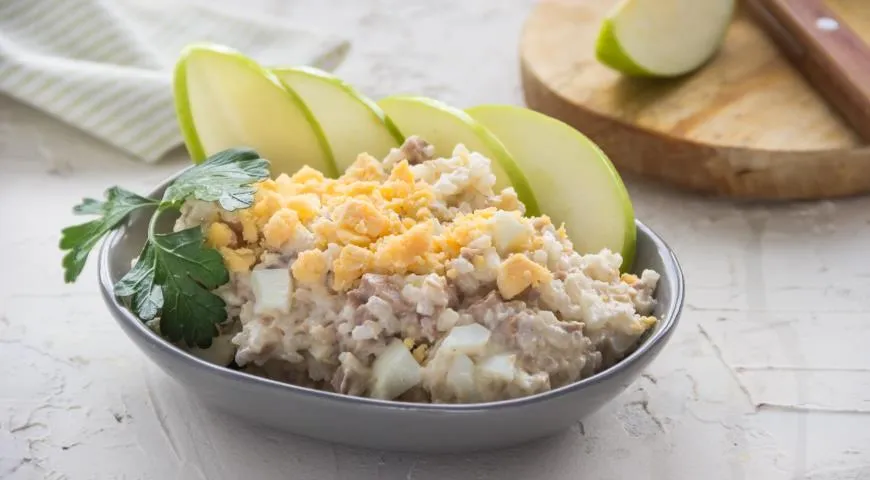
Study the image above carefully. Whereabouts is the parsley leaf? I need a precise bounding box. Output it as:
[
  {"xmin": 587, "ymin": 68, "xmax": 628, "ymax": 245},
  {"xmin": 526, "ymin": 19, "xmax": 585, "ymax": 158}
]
[
  {"xmin": 113, "ymin": 243, "xmax": 163, "ymax": 320},
  {"xmin": 60, "ymin": 187, "xmax": 158, "ymax": 283},
  {"xmin": 61, "ymin": 147, "xmax": 271, "ymax": 348},
  {"xmin": 162, "ymin": 147, "xmax": 269, "ymax": 211},
  {"xmin": 116, "ymin": 226, "xmax": 228, "ymax": 348},
  {"xmin": 72, "ymin": 197, "xmax": 106, "ymax": 215}
]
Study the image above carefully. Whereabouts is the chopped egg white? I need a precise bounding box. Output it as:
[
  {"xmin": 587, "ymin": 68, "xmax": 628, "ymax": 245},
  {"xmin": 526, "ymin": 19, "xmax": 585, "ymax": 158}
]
[
  {"xmin": 477, "ymin": 353, "xmax": 516, "ymax": 383},
  {"xmin": 445, "ymin": 353, "xmax": 477, "ymax": 401},
  {"xmin": 439, "ymin": 323, "xmax": 491, "ymax": 356},
  {"xmin": 491, "ymin": 210, "xmax": 531, "ymax": 255},
  {"xmin": 251, "ymin": 268, "xmax": 293, "ymax": 315},
  {"xmin": 369, "ymin": 339, "xmax": 422, "ymax": 400}
]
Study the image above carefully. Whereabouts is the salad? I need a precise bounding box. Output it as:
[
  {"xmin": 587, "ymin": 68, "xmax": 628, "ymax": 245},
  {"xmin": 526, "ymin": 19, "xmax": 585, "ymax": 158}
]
[{"xmin": 60, "ymin": 43, "xmax": 660, "ymax": 404}]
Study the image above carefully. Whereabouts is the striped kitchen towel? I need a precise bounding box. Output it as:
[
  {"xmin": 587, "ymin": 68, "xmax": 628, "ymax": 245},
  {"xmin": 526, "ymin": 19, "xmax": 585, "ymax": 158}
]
[{"xmin": 0, "ymin": 0, "xmax": 350, "ymax": 162}]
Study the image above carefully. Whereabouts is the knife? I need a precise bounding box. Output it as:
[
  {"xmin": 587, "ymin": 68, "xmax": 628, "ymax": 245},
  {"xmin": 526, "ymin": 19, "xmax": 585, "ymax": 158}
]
[{"xmin": 745, "ymin": 0, "xmax": 870, "ymax": 142}]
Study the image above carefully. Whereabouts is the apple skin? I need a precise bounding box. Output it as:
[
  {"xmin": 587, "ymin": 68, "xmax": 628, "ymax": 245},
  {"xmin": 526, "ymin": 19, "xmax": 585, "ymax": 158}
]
[
  {"xmin": 377, "ymin": 95, "xmax": 541, "ymax": 217},
  {"xmin": 594, "ymin": 0, "xmax": 735, "ymax": 78},
  {"xmin": 272, "ymin": 66, "xmax": 404, "ymax": 171},
  {"xmin": 173, "ymin": 43, "xmax": 210, "ymax": 163},
  {"xmin": 595, "ymin": 19, "xmax": 652, "ymax": 77},
  {"xmin": 466, "ymin": 104, "xmax": 636, "ymax": 271},
  {"xmin": 173, "ymin": 42, "xmax": 337, "ymax": 178},
  {"xmin": 273, "ymin": 66, "xmax": 404, "ymax": 143}
]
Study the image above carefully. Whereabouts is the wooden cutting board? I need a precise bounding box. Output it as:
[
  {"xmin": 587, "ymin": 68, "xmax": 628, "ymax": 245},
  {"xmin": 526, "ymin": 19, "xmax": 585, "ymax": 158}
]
[{"xmin": 520, "ymin": 0, "xmax": 870, "ymax": 200}]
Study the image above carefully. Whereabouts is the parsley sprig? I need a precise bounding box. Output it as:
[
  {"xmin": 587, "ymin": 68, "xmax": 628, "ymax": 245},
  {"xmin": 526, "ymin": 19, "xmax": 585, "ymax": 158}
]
[{"xmin": 61, "ymin": 148, "xmax": 269, "ymax": 347}]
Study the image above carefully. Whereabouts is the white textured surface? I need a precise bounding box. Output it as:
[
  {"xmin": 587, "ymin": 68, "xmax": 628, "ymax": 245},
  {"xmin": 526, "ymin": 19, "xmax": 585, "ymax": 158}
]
[{"xmin": 2, "ymin": 1, "xmax": 870, "ymax": 478}]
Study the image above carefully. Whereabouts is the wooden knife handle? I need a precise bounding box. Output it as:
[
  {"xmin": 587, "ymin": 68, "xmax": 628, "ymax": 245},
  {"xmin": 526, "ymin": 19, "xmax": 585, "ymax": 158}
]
[{"xmin": 746, "ymin": 0, "xmax": 870, "ymax": 143}]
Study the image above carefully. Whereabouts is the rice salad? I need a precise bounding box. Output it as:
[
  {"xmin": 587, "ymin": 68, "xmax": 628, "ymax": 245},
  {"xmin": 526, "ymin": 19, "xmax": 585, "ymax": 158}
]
[{"xmin": 169, "ymin": 136, "xmax": 661, "ymax": 404}]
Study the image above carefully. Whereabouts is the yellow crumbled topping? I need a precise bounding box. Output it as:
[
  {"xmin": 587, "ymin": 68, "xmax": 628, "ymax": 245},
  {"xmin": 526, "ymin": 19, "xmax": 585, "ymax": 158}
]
[
  {"xmin": 219, "ymin": 247, "xmax": 257, "ymax": 273},
  {"xmin": 285, "ymin": 194, "xmax": 321, "ymax": 222},
  {"xmin": 336, "ymin": 227, "xmax": 377, "ymax": 248},
  {"xmin": 291, "ymin": 165, "xmax": 326, "ymax": 184},
  {"xmin": 344, "ymin": 153, "xmax": 386, "ymax": 181},
  {"xmin": 388, "ymin": 160, "xmax": 415, "ymax": 184},
  {"xmin": 493, "ymin": 189, "xmax": 521, "ymax": 212},
  {"xmin": 292, "ymin": 249, "xmax": 327, "ymax": 286},
  {"xmin": 274, "ymin": 173, "xmax": 296, "ymax": 196},
  {"xmin": 401, "ymin": 338, "xmax": 429, "ymax": 364},
  {"xmin": 339, "ymin": 181, "xmax": 380, "ymax": 199},
  {"xmin": 205, "ymin": 152, "xmax": 565, "ymax": 291},
  {"xmin": 206, "ymin": 222, "xmax": 236, "ymax": 249},
  {"xmin": 620, "ymin": 273, "xmax": 639, "ymax": 284},
  {"xmin": 435, "ymin": 209, "xmax": 496, "ymax": 257},
  {"xmin": 497, "ymin": 253, "xmax": 553, "ymax": 300},
  {"xmin": 252, "ymin": 189, "xmax": 286, "ymax": 226},
  {"xmin": 332, "ymin": 244, "xmax": 374, "ymax": 291},
  {"xmin": 373, "ymin": 222, "xmax": 434, "ymax": 275},
  {"xmin": 311, "ymin": 218, "xmax": 339, "ymax": 248},
  {"xmin": 412, "ymin": 344, "xmax": 429, "ymax": 364},
  {"xmin": 262, "ymin": 208, "xmax": 300, "ymax": 250},
  {"xmin": 333, "ymin": 198, "xmax": 391, "ymax": 240},
  {"xmin": 630, "ymin": 316, "xmax": 659, "ymax": 334},
  {"xmin": 235, "ymin": 209, "xmax": 260, "ymax": 244}
]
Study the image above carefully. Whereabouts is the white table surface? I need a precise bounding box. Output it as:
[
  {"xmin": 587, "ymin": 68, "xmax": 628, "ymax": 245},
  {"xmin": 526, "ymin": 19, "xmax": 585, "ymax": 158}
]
[{"xmin": 2, "ymin": 1, "xmax": 870, "ymax": 479}]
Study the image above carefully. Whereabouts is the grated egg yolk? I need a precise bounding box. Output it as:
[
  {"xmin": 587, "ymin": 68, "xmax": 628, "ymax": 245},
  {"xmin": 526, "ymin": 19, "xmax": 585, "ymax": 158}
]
[
  {"xmin": 206, "ymin": 222, "xmax": 236, "ymax": 249},
  {"xmin": 205, "ymin": 152, "xmax": 558, "ymax": 291},
  {"xmin": 292, "ymin": 249, "xmax": 328, "ymax": 286},
  {"xmin": 373, "ymin": 222, "xmax": 433, "ymax": 274},
  {"xmin": 497, "ymin": 253, "xmax": 553, "ymax": 299},
  {"xmin": 332, "ymin": 244, "xmax": 374, "ymax": 291},
  {"xmin": 343, "ymin": 153, "xmax": 386, "ymax": 182},
  {"xmin": 263, "ymin": 208, "xmax": 302, "ymax": 250},
  {"xmin": 333, "ymin": 198, "xmax": 390, "ymax": 239},
  {"xmin": 219, "ymin": 247, "xmax": 258, "ymax": 273}
]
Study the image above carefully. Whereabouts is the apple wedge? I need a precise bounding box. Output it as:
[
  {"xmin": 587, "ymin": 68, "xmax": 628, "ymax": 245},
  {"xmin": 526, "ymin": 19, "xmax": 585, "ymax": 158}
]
[
  {"xmin": 272, "ymin": 66, "xmax": 404, "ymax": 172},
  {"xmin": 595, "ymin": 0, "xmax": 735, "ymax": 77},
  {"xmin": 466, "ymin": 105, "xmax": 636, "ymax": 269},
  {"xmin": 173, "ymin": 43, "xmax": 337, "ymax": 177},
  {"xmin": 377, "ymin": 95, "xmax": 540, "ymax": 216}
]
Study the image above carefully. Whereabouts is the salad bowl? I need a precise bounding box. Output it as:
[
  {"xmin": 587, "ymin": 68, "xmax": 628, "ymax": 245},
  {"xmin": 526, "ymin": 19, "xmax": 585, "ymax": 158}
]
[{"xmin": 98, "ymin": 170, "xmax": 684, "ymax": 453}]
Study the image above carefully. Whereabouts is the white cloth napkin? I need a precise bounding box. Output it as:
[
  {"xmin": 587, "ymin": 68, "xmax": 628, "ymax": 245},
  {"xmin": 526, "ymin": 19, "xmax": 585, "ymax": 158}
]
[{"xmin": 0, "ymin": 0, "xmax": 350, "ymax": 162}]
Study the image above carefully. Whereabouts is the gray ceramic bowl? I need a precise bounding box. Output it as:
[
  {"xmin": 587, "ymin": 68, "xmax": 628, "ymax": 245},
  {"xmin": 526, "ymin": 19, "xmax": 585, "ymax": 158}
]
[{"xmin": 98, "ymin": 172, "xmax": 684, "ymax": 453}]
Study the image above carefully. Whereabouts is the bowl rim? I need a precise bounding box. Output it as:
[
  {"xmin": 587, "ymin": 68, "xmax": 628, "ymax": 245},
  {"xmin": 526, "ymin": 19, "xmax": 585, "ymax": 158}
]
[{"xmin": 98, "ymin": 170, "xmax": 685, "ymax": 413}]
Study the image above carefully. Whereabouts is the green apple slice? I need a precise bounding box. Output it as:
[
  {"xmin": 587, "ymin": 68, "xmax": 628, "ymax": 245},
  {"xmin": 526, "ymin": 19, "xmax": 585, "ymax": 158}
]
[
  {"xmin": 377, "ymin": 95, "xmax": 540, "ymax": 216},
  {"xmin": 595, "ymin": 0, "xmax": 735, "ymax": 77},
  {"xmin": 272, "ymin": 66, "xmax": 404, "ymax": 172},
  {"xmin": 173, "ymin": 43, "xmax": 337, "ymax": 177},
  {"xmin": 466, "ymin": 105, "xmax": 636, "ymax": 269}
]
